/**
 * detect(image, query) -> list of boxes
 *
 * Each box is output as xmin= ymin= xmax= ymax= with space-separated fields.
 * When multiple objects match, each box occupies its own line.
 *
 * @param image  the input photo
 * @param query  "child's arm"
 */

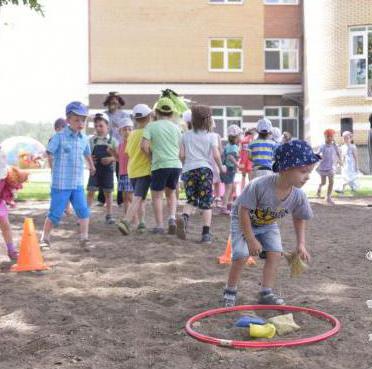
xmin=140 ymin=138 xmax=152 ymax=158
xmin=85 ymin=155 xmax=96 ymax=176
xmin=212 ymin=147 xmax=226 ymax=173
xmin=227 ymin=154 xmax=239 ymax=168
xmin=352 ymin=146 xmax=359 ymax=171
xmin=292 ymin=217 xmax=311 ymax=262
xmin=179 ymin=143 xmax=185 ymax=162
xmin=238 ymin=206 xmax=262 ymax=256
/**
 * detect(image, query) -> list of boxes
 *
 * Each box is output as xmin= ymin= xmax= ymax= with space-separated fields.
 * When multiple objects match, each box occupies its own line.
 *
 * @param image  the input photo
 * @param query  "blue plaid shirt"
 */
xmin=47 ymin=127 xmax=91 ymax=190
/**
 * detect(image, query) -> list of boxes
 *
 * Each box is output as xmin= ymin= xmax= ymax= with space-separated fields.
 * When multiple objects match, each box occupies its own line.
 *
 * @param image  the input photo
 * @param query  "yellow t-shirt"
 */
xmin=125 ymin=128 xmax=151 ymax=178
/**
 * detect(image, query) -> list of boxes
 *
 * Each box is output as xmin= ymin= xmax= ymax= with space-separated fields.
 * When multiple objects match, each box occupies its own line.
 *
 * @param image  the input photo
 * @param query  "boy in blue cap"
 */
xmin=40 ymin=101 xmax=96 ymax=249
xmin=223 ymin=140 xmax=320 ymax=307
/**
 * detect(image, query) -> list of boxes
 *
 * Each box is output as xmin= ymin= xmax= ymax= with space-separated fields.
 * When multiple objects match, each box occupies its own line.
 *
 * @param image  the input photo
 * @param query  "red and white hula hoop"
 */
xmin=185 ymin=305 xmax=341 ymax=349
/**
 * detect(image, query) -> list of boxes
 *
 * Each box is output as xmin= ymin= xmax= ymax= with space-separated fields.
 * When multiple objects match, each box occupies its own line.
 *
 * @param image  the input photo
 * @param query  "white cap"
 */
xmin=93 ymin=112 xmax=110 ymax=124
xmin=227 ymin=124 xmax=242 ymax=136
xmin=271 ymin=127 xmax=282 ymax=142
xmin=118 ymin=117 xmax=134 ymax=129
xmin=342 ymin=130 xmax=352 ymax=137
xmin=132 ymin=104 xmax=152 ymax=119
xmin=257 ymin=118 xmax=273 ymax=133
xmin=182 ymin=110 xmax=192 ymax=123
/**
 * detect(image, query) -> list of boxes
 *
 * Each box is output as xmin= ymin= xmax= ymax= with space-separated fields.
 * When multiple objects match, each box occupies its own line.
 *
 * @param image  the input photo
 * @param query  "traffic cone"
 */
xmin=11 ymin=218 xmax=49 ymax=272
xmin=217 ymin=236 xmax=232 ymax=264
xmin=217 ymin=235 xmax=257 ymax=266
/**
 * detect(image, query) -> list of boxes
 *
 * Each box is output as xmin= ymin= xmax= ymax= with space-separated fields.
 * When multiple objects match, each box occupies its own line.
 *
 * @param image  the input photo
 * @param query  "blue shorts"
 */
xmin=230 ymin=216 xmax=282 ymax=260
xmin=151 ymin=168 xmax=181 ymax=191
xmin=130 ymin=175 xmax=151 ymax=200
xmin=48 ymin=187 xmax=90 ymax=226
xmin=220 ymin=168 xmax=236 ymax=185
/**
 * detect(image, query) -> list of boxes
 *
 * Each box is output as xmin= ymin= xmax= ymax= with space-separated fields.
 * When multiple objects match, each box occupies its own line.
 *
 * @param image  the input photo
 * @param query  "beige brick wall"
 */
xmin=89 ymin=0 xmax=265 ymax=83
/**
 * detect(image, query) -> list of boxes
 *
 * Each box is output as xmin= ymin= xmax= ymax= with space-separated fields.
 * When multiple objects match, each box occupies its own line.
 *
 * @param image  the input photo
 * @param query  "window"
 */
xmin=209 ymin=39 xmax=243 ymax=72
xmin=264 ymin=106 xmax=299 ymax=138
xmin=265 ymin=39 xmax=299 ymax=72
xmin=264 ymin=0 xmax=298 ymax=4
xmin=209 ymin=0 xmax=244 ymax=3
xmin=349 ymin=26 xmax=372 ymax=87
xmin=212 ymin=107 xmax=242 ymax=139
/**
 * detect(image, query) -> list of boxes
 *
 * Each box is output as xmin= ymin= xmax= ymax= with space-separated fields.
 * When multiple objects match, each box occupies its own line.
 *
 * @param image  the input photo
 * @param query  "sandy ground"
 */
xmin=0 ymin=198 xmax=371 ymax=369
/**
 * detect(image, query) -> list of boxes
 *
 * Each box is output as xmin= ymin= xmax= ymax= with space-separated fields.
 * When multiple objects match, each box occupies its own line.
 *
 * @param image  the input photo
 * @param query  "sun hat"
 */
xmin=272 ymin=140 xmax=320 ymax=173
xmin=257 ymin=118 xmax=273 ymax=133
xmin=227 ymin=124 xmax=242 ymax=137
xmin=118 ymin=117 xmax=134 ymax=130
xmin=182 ymin=110 xmax=192 ymax=123
xmin=324 ymin=128 xmax=336 ymax=137
xmin=93 ymin=112 xmax=110 ymax=124
xmin=155 ymin=97 xmax=176 ymax=114
xmin=132 ymin=104 xmax=152 ymax=119
xmin=271 ymin=127 xmax=282 ymax=143
xmin=65 ymin=101 xmax=89 ymax=117
xmin=342 ymin=130 xmax=352 ymax=137
xmin=54 ymin=118 xmax=67 ymax=131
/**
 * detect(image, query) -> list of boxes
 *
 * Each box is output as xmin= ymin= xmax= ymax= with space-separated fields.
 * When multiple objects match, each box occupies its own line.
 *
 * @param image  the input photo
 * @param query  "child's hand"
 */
xmin=101 ymin=157 xmax=114 ymax=166
xmin=297 ymin=246 xmax=311 ymax=263
xmin=89 ymin=166 xmax=96 ymax=176
xmin=246 ymin=237 xmax=262 ymax=256
xmin=92 ymin=155 xmax=98 ymax=165
xmin=106 ymin=147 xmax=115 ymax=156
xmin=220 ymin=165 xmax=227 ymax=174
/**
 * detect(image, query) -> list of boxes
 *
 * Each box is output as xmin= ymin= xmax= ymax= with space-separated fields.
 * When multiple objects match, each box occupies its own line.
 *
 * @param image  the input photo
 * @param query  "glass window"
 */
xmin=209 ymin=0 xmax=244 ymax=3
xmin=212 ymin=107 xmax=242 ymax=139
xmin=264 ymin=0 xmax=298 ymax=4
xmin=264 ymin=106 xmax=299 ymax=138
xmin=209 ymin=38 xmax=243 ymax=72
xmin=265 ymin=39 xmax=299 ymax=72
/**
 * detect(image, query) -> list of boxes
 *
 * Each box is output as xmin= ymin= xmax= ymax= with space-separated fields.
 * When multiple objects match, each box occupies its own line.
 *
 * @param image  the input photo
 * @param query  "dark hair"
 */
xmin=103 ymin=91 xmax=125 ymax=107
xmin=258 ymin=132 xmax=270 ymax=139
xmin=94 ymin=117 xmax=108 ymax=125
xmin=155 ymin=109 xmax=173 ymax=118
xmin=228 ymin=135 xmax=238 ymax=144
xmin=191 ymin=105 xmax=212 ymax=132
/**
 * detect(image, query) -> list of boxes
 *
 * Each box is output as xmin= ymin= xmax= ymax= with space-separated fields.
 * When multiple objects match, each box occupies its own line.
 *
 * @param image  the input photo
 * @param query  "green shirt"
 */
xmin=143 ymin=119 xmax=182 ymax=171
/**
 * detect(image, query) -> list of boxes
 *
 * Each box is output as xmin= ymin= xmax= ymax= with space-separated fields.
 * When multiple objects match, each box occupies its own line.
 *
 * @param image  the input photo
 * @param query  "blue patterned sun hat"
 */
xmin=272 ymin=140 xmax=320 ymax=173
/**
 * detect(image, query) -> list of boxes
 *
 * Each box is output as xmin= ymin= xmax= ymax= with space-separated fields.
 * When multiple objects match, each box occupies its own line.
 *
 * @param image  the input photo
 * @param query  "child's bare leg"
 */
xmin=227 ymin=258 xmax=248 ymax=288
xmin=327 ymin=175 xmax=335 ymax=203
xmin=151 ymin=190 xmax=164 ymax=229
xmin=214 ymin=182 xmax=221 ymax=199
xmin=165 ymin=187 xmax=177 ymax=220
xmin=241 ymin=173 xmax=246 ymax=192
xmin=317 ymin=175 xmax=326 ymax=197
xmin=79 ymin=218 xmax=89 ymax=240
xmin=0 ymin=216 xmax=17 ymax=258
xmin=202 ymin=208 xmax=212 ymax=227
xmin=222 ymin=184 xmax=233 ymax=208
xmin=87 ymin=191 xmax=95 ymax=207
xmin=104 ymin=192 xmax=113 ymax=216
xmin=139 ymin=200 xmax=146 ymax=224
xmin=262 ymin=251 xmax=282 ymax=289
xmin=41 ymin=218 xmax=53 ymax=241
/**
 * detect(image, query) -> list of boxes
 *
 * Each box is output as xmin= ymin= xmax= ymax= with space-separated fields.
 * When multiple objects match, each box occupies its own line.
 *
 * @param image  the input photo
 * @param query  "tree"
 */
xmin=0 ymin=0 xmax=43 ymax=15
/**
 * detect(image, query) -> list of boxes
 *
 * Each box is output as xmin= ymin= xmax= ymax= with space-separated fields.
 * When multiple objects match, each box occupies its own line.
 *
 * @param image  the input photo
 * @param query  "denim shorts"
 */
xmin=230 ymin=215 xmax=282 ymax=260
xmin=130 ymin=175 xmax=151 ymax=200
xmin=220 ymin=168 xmax=236 ymax=185
xmin=48 ymin=187 xmax=90 ymax=226
xmin=87 ymin=167 xmax=114 ymax=193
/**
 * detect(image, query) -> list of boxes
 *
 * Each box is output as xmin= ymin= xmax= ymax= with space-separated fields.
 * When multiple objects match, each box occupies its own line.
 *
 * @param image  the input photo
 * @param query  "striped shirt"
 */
xmin=248 ymin=139 xmax=276 ymax=169
xmin=47 ymin=127 xmax=91 ymax=190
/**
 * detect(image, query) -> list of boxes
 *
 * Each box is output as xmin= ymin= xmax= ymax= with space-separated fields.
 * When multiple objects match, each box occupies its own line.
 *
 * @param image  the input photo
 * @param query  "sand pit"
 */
xmin=0 ymin=198 xmax=371 ymax=368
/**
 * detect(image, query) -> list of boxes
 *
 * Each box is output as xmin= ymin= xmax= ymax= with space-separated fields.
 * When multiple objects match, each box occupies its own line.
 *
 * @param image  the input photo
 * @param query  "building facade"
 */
xmin=304 ymin=0 xmax=372 ymax=147
xmin=89 ymin=0 xmax=303 ymax=139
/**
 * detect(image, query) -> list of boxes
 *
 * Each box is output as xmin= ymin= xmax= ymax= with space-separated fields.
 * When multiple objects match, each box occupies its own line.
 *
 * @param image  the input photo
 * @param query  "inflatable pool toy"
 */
xmin=235 ymin=315 xmax=266 ymax=327
xmin=249 ymin=323 xmax=276 ymax=339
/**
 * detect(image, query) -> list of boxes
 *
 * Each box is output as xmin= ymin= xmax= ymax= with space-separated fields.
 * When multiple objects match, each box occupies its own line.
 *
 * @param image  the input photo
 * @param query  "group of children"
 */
xmin=0 ymin=95 xmax=361 ymax=308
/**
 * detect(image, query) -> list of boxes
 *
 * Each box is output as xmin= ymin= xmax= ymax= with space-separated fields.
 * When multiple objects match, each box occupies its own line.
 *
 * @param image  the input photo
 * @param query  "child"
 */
xmin=336 ymin=131 xmax=359 ymax=193
xmin=177 ymin=105 xmax=226 ymax=243
xmin=223 ymin=140 xmax=319 ymax=307
xmin=249 ymin=118 xmax=276 ymax=179
xmin=0 ymin=147 xmax=17 ymax=260
xmin=239 ymin=129 xmax=254 ymax=191
xmin=316 ymin=129 xmax=341 ymax=205
xmin=219 ymin=125 xmax=241 ymax=215
xmin=210 ymin=120 xmax=223 ymax=206
xmin=40 ymin=101 xmax=96 ymax=250
xmin=117 ymin=105 xmax=152 ymax=235
xmin=86 ymin=113 xmax=118 ymax=224
xmin=116 ymin=118 xmax=135 ymax=219
xmin=281 ymin=131 xmax=292 ymax=144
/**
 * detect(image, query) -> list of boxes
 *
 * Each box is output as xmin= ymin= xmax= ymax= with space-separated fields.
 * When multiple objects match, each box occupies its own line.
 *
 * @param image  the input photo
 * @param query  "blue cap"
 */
xmin=272 ymin=140 xmax=320 ymax=173
xmin=65 ymin=101 xmax=89 ymax=116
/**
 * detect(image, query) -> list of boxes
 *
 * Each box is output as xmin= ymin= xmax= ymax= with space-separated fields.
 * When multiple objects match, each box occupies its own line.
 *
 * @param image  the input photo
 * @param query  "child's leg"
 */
xmin=151 ymin=190 xmax=164 ymax=229
xmin=87 ymin=191 xmax=96 ymax=207
xmin=165 ymin=187 xmax=177 ymax=220
xmin=222 ymin=184 xmax=232 ymax=208
xmin=0 ymin=212 xmax=17 ymax=259
xmin=317 ymin=175 xmax=327 ymax=197
xmin=70 ymin=187 xmax=90 ymax=240
xmin=327 ymin=175 xmax=335 ymax=202
xmin=262 ymin=251 xmax=282 ymax=289
xmin=241 ymin=173 xmax=247 ymax=192
xmin=227 ymin=258 xmax=248 ymax=288
xmin=104 ymin=192 xmax=113 ymax=215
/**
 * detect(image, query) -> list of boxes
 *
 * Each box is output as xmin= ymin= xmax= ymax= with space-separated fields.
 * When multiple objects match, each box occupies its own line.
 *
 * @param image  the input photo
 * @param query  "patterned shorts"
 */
xmin=118 ymin=175 xmax=134 ymax=193
xmin=183 ymin=167 xmax=213 ymax=210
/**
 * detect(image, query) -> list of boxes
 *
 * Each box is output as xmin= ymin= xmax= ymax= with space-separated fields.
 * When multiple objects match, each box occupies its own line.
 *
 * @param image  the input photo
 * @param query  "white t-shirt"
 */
xmin=181 ymin=130 xmax=218 ymax=173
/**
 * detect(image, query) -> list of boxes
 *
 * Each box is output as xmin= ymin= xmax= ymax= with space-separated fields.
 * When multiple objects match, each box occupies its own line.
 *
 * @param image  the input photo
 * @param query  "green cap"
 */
xmin=155 ymin=97 xmax=175 ymax=114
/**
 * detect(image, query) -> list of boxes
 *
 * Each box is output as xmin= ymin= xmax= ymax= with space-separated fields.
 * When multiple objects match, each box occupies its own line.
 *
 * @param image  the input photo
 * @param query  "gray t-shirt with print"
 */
xmin=231 ymin=174 xmax=313 ymax=227
xmin=181 ymin=130 xmax=218 ymax=173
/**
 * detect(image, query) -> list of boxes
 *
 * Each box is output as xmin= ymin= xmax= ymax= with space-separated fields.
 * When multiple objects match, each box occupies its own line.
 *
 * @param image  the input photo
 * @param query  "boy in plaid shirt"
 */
xmin=40 ymin=101 xmax=96 ymax=250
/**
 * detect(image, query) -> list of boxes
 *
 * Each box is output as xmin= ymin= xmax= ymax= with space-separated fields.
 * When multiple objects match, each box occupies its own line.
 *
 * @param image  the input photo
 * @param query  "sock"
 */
xmin=260 ymin=287 xmax=272 ymax=295
xmin=182 ymin=213 xmax=189 ymax=222
xmin=6 ymin=243 xmax=15 ymax=252
xmin=202 ymin=226 xmax=210 ymax=235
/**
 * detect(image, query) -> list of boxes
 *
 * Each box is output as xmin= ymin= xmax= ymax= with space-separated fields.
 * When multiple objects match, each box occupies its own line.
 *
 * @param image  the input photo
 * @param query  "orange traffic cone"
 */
xmin=217 ymin=235 xmax=256 ymax=266
xmin=217 ymin=236 xmax=232 ymax=264
xmin=11 ymin=218 xmax=49 ymax=272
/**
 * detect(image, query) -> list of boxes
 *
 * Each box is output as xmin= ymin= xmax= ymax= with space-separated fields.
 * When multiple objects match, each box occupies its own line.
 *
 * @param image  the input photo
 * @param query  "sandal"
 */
xmin=40 ymin=239 xmax=51 ymax=250
xmin=117 ymin=219 xmax=130 ymax=235
xmin=223 ymin=287 xmax=237 ymax=307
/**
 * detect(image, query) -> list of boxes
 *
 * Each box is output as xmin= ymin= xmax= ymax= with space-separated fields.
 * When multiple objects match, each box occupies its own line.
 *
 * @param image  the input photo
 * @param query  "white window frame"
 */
xmin=264 ymin=39 xmax=299 ymax=73
xmin=209 ymin=0 xmax=244 ymax=4
xmin=348 ymin=26 xmax=370 ymax=88
xmin=264 ymin=0 xmax=299 ymax=4
xmin=209 ymin=38 xmax=243 ymax=73
xmin=264 ymin=106 xmax=299 ymax=138
xmin=212 ymin=106 xmax=243 ymax=139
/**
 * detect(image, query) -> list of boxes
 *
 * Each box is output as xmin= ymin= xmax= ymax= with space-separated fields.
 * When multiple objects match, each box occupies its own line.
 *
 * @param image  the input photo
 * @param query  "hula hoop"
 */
xmin=185 ymin=305 xmax=341 ymax=349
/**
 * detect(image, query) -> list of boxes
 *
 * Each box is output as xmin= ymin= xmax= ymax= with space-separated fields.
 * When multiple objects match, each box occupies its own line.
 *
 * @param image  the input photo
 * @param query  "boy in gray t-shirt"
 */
xmin=223 ymin=140 xmax=320 ymax=307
